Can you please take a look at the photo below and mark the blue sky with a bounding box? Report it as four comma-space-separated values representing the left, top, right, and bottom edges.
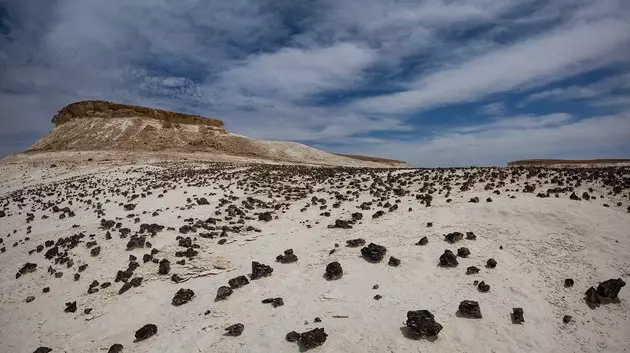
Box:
1, 0, 629, 166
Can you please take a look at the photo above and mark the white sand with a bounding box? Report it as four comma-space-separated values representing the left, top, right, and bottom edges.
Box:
0, 159, 629, 353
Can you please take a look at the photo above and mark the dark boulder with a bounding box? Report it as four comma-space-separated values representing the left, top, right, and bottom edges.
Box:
346, 238, 366, 247
564, 278, 574, 287
457, 247, 470, 258
276, 249, 298, 263
158, 259, 170, 275
486, 258, 497, 268
405, 310, 443, 337
215, 286, 233, 301
225, 323, 244, 336
388, 256, 401, 267
262, 297, 284, 307
439, 250, 458, 267
466, 266, 479, 275
250, 261, 273, 280
172, 288, 195, 306
286, 331, 300, 342
361, 243, 387, 263
416, 236, 428, 246
299, 328, 328, 349
478, 281, 490, 292
228, 275, 250, 289
512, 308, 524, 324
324, 262, 343, 280
444, 232, 463, 243
458, 300, 482, 318
135, 324, 157, 341
107, 343, 123, 353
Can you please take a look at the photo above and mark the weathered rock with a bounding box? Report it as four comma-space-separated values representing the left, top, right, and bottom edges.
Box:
135, 324, 158, 341
346, 238, 366, 247
465, 232, 476, 240
26, 295, 35, 303
478, 281, 490, 292
361, 243, 387, 263
158, 259, 170, 275
108, 343, 123, 353
458, 300, 482, 318
457, 247, 470, 258
276, 249, 298, 263
250, 261, 273, 280
258, 212, 273, 222
512, 308, 524, 324
19, 262, 37, 275
64, 301, 77, 313
564, 278, 574, 287
225, 323, 244, 336
374, 294, 383, 300
562, 315, 572, 323
388, 256, 401, 267
286, 331, 300, 342
172, 288, 195, 306
439, 250, 458, 267
262, 297, 284, 307
215, 286, 233, 301
405, 310, 443, 337
469, 197, 480, 203
466, 266, 479, 275
444, 232, 463, 243
324, 262, 343, 280
416, 236, 428, 246
228, 275, 250, 289
90, 246, 101, 257
33, 348, 52, 353
596, 278, 625, 300
299, 328, 328, 349
486, 258, 497, 268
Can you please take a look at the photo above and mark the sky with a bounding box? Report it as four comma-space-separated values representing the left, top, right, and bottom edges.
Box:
1, 0, 629, 166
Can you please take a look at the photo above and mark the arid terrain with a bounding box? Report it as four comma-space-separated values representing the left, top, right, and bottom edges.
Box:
0, 102, 629, 353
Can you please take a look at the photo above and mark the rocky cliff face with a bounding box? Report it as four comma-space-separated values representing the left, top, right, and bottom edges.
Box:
51, 100, 224, 128
25, 100, 408, 168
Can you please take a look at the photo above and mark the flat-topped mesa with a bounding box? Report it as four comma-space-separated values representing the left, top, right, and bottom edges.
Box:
52, 100, 224, 128
508, 159, 630, 167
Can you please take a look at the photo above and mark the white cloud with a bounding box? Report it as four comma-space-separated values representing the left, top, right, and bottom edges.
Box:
477, 102, 506, 116
350, 19, 630, 114
458, 113, 572, 133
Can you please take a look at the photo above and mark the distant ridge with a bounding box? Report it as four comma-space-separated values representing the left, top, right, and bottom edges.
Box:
508, 159, 630, 167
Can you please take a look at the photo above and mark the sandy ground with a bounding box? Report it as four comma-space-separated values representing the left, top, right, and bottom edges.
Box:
0, 159, 629, 353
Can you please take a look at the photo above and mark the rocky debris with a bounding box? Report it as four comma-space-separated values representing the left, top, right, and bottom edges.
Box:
564, 278, 574, 287
43, 287, 50, 293
228, 275, 250, 289
439, 250, 458, 267
299, 328, 328, 349
346, 238, 366, 247
276, 249, 298, 263
172, 288, 195, 306
478, 281, 490, 292
486, 258, 497, 268
512, 308, 524, 324
465, 232, 476, 240
374, 294, 383, 300
457, 247, 470, 258
33, 348, 53, 353
108, 343, 123, 353
250, 261, 273, 280
26, 295, 35, 303
258, 212, 273, 222
328, 219, 353, 229
585, 278, 626, 307
225, 323, 244, 336
171, 274, 183, 283
405, 310, 443, 338
466, 266, 479, 275
286, 331, 300, 342
469, 197, 480, 203
570, 192, 580, 201
416, 236, 428, 246
388, 256, 401, 267
324, 262, 343, 280
458, 300, 482, 318
197, 197, 209, 205
563, 315, 572, 323
261, 297, 284, 307
158, 259, 170, 275
18, 262, 37, 277
361, 243, 387, 263
64, 301, 77, 313
215, 286, 233, 301
90, 246, 101, 257
444, 232, 463, 243
135, 324, 158, 341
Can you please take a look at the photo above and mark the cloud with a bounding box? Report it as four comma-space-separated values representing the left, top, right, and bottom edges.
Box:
350, 19, 630, 114
477, 102, 506, 116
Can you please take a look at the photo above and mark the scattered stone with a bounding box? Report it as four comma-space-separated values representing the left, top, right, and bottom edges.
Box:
262, 297, 284, 307
478, 281, 490, 292
465, 232, 476, 240
228, 275, 250, 289
564, 278, 574, 287
158, 259, 170, 275
43, 287, 50, 293
444, 232, 463, 243
439, 250, 458, 267
486, 258, 497, 268
512, 308, 524, 324
225, 323, 244, 336
64, 301, 77, 313
299, 328, 328, 349
108, 343, 123, 353
458, 300, 482, 318
346, 238, 366, 247
26, 295, 35, 303
276, 249, 298, 263
250, 261, 273, 280
373, 284, 379, 289
562, 315, 572, 323
374, 294, 382, 300
388, 256, 401, 267
585, 278, 626, 307
416, 236, 428, 246
33, 348, 52, 353
324, 262, 343, 280
135, 324, 158, 341
457, 247, 470, 258
361, 243, 387, 263
405, 310, 443, 337
469, 197, 480, 203
286, 331, 300, 342
172, 288, 195, 306
215, 286, 233, 301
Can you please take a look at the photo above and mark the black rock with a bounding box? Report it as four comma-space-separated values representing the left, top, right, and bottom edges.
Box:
135, 324, 158, 341
26, 295, 35, 303
90, 246, 101, 257
33, 348, 53, 353
276, 249, 298, 263
299, 328, 328, 349
416, 236, 428, 246
215, 286, 233, 301
596, 278, 625, 300
361, 243, 387, 263
158, 259, 170, 275
64, 301, 77, 313
406, 310, 443, 337
172, 288, 195, 306
171, 274, 183, 283
486, 258, 497, 268
466, 266, 479, 275
465, 232, 476, 240
444, 232, 463, 243
262, 297, 284, 307
564, 278, 574, 287
250, 261, 273, 280
457, 247, 470, 258
439, 250, 458, 267
225, 323, 244, 336
228, 275, 250, 289
108, 343, 123, 353
374, 294, 382, 300
478, 281, 490, 292
286, 331, 300, 342
118, 282, 132, 295
512, 308, 524, 324
19, 262, 38, 275
469, 197, 480, 203
324, 262, 343, 280
346, 238, 366, 247
388, 256, 401, 267
458, 300, 482, 318
562, 315, 572, 323
43, 287, 50, 293
258, 212, 273, 222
